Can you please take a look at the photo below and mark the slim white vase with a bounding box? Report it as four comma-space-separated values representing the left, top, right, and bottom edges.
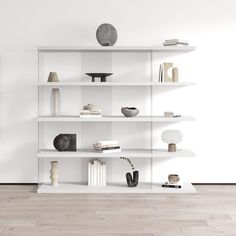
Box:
50, 88, 60, 116
50, 161, 59, 186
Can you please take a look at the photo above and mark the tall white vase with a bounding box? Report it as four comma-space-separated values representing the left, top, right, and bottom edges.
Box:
50, 161, 59, 186
50, 88, 60, 116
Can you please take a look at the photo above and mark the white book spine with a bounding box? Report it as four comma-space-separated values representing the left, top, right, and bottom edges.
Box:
96, 140, 119, 146
93, 160, 98, 186
100, 149, 121, 153
88, 162, 91, 186
100, 164, 103, 186
97, 161, 101, 187
91, 163, 94, 186
102, 164, 106, 186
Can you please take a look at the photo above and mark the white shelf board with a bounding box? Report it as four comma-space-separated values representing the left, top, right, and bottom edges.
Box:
37, 182, 196, 193
38, 46, 196, 52
38, 149, 195, 158
37, 115, 195, 122
38, 82, 195, 87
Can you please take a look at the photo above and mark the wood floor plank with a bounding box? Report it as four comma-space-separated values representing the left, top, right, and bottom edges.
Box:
0, 185, 236, 235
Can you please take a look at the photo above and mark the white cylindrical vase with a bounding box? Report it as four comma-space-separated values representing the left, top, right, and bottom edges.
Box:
50, 88, 61, 116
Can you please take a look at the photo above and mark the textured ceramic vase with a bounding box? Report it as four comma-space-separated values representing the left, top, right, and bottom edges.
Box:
50, 88, 60, 116
47, 72, 59, 82
168, 174, 180, 184
126, 171, 139, 187
96, 23, 117, 46
50, 161, 59, 186
121, 107, 139, 117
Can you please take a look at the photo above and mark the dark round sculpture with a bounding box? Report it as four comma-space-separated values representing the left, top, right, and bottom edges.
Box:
53, 134, 76, 152
96, 23, 117, 46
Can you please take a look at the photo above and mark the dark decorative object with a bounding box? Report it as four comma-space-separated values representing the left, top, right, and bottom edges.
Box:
53, 134, 76, 152
85, 73, 113, 82
121, 107, 139, 117
120, 157, 139, 187
126, 171, 139, 187
96, 23, 117, 46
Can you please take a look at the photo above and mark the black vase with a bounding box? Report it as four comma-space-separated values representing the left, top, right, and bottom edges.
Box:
126, 171, 139, 187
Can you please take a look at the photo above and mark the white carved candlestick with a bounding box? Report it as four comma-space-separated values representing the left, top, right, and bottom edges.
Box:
50, 161, 59, 186
50, 88, 61, 116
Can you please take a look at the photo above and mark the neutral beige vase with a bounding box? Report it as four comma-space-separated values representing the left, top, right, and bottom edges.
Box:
50, 88, 61, 116
47, 72, 59, 82
163, 63, 173, 82
172, 67, 179, 82
50, 161, 59, 186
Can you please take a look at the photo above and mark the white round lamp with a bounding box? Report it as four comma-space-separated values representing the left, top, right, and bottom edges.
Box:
162, 130, 183, 152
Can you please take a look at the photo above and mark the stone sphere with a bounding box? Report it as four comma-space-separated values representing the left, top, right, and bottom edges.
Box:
96, 23, 117, 46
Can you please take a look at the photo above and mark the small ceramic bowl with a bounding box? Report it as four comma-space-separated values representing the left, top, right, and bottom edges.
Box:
168, 174, 180, 184
121, 107, 139, 117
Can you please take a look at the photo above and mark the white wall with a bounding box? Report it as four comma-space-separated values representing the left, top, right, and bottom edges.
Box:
0, 0, 236, 183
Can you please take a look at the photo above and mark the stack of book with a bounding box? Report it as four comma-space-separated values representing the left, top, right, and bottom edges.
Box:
80, 110, 102, 117
93, 140, 121, 153
163, 39, 189, 46
80, 104, 102, 118
88, 160, 106, 187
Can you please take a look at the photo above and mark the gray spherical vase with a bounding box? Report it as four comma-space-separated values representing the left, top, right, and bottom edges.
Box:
96, 23, 117, 46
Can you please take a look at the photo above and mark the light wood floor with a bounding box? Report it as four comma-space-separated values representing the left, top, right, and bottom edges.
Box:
0, 185, 236, 236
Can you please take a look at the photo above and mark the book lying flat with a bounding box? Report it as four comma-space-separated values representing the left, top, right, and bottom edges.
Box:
163, 43, 188, 46
165, 39, 189, 43
162, 182, 181, 188
93, 144, 119, 148
94, 146, 121, 151
95, 148, 121, 153
80, 114, 102, 118
95, 140, 119, 146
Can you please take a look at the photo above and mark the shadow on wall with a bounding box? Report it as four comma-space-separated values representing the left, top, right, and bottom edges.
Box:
41, 23, 95, 46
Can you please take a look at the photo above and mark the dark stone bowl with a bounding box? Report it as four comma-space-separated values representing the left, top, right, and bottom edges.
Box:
121, 107, 139, 117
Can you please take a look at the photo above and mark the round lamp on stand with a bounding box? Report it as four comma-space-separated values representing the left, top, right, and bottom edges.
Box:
162, 130, 183, 152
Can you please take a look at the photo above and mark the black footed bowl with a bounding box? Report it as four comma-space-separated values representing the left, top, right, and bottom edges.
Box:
85, 73, 113, 82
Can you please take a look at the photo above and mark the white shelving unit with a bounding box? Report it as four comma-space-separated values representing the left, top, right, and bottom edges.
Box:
37, 45, 196, 193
